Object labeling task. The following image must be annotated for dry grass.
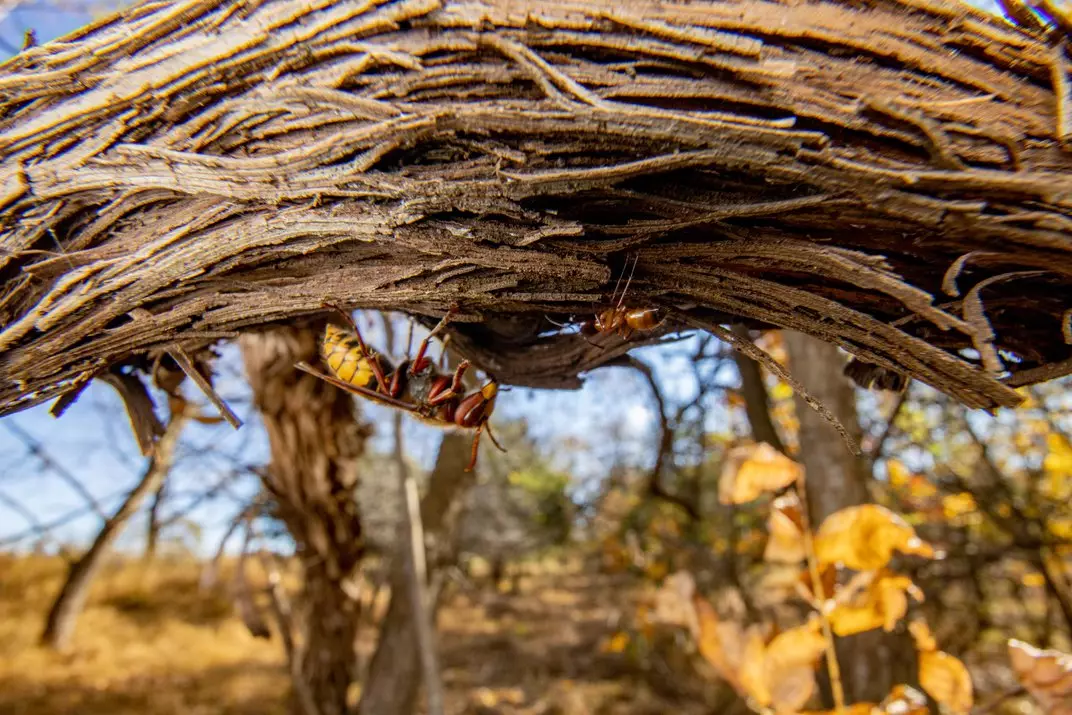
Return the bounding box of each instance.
[0,550,721,715]
[0,553,287,715]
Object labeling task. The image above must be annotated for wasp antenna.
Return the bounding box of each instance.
[544,315,571,329]
[322,303,362,335]
[609,259,627,307]
[617,254,639,310]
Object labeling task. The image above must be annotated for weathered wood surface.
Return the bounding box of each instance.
[1,0,1070,413]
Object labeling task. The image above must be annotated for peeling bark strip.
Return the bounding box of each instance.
[1,0,1071,413]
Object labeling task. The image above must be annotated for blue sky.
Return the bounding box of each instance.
[0,0,1010,553]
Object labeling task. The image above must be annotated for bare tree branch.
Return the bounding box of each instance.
[3,420,107,520]
[391,412,445,715]
[730,324,787,454]
[865,387,911,463]
[0,487,44,535]
[628,356,700,521]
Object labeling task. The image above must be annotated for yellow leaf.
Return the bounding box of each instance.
[887,459,910,488]
[1044,432,1072,474]
[1022,572,1047,588]
[815,505,935,571]
[909,620,937,652]
[919,650,973,714]
[1008,639,1072,715]
[765,619,828,670]
[770,381,795,401]
[941,492,977,519]
[719,442,803,505]
[765,494,806,564]
[602,631,630,654]
[829,571,923,636]
[907,475,937,500]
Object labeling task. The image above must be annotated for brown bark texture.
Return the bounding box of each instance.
[239,325,369,715]
[1,0,1071,416]
[41,404,188,651]
[784,331,918,704]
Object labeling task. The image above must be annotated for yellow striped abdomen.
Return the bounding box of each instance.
[321,324,385,389]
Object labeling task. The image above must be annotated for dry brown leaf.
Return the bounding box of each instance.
[770,666,818,714]
[651,571,699,636]
[1008,639,1072,715]
[694,592,746,691]
[765,621,826,713]
[720,442,803,504]
[739,626,772,706]
[828,570,923,636]
[801,703,876,715]
[765,494,807,563]
[814,504,935,571]
[798,563,838,603]
[878,685,929,715]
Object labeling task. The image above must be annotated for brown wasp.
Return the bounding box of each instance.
[579,255,664,341]
[295,306,503,471]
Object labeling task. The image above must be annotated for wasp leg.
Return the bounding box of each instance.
[484,421,507,453]
[426,360,472,407]
[466,424,483,472]
[411,307,458,374]
[582,332,607,352]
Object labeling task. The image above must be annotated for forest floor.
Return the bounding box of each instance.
[0,552,718,715]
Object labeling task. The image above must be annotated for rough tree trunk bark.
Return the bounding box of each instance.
[359,432,472,715]
[783,331,917,705]
[41,404,188,651]
[240,325,369,715]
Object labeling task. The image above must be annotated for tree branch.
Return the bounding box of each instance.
[3,420,107,520]
[628,356,700,521]
[1,0,1068,417]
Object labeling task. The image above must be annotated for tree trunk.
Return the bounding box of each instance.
[359,432,472,715]
[2,0,1068,417]
[144,479,166,561]
[240,325,369,715]
[732,325,786,454]
[783,331,917,705]
[41,405,188,651]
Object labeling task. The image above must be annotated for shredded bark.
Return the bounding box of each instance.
[2,0,1072,415]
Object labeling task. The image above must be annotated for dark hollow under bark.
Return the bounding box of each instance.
[0,0,1071,420]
